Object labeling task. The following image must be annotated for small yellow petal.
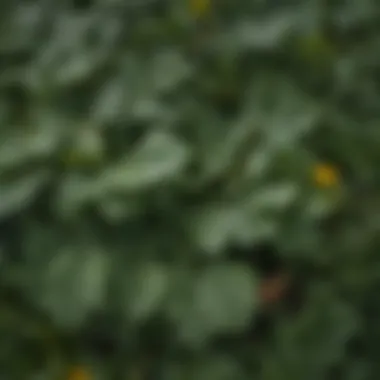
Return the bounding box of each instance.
[67,367,91,380]
[313,163,340,188]
[189,0,211,17]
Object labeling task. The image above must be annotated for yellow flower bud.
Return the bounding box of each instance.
[313,163,340,188]
[189,0,211,17]
[67,367,91,380]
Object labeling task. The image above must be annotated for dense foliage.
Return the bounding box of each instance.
[0,0,379,379]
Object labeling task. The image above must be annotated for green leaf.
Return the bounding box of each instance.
[64,127,105,166]
[0,129,60,171]
[172,264,258,345]
[243,76,320,146]
[189,204,240,253]
[54,174,97,218]
[244,182,299,211]
[125,262,169,322]
[37,247,110,329]
[200,115,260,181]
[274,284,359,378]
[151,50,192,93]
[306,189,343,218]
[218,11,299,51]
[189,199,282,253]
[194,265,258,331]
[97,197,142,222]
[95,131,191,193]
[192,355,246,380]
[0,170,50,218]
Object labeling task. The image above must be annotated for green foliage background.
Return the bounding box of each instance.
[0,0,379,379]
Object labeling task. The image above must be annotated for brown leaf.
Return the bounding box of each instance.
[259,273,290,306]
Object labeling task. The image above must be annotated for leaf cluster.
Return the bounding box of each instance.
[0,0,379,379]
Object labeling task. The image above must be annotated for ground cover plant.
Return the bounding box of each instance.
[0,0,379,379]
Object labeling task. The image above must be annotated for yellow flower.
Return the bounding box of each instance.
[67,367,91,380]
[189,0,211,17]
[313,163,340,188]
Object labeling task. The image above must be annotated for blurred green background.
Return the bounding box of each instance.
[0,0,379,379]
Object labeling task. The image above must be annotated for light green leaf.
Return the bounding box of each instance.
[232,214,278,245]
[307,190,343,218]
[190,200,281,253]
[54,174,97,218]
[125,262,169,322]
[0,170,50,218]
[275,284,359,375]
[201,116,259,180]
[97,197,141,222]
[219,11,300,51]
[38,247,110,328]
[67,127,105,163]
[244,183,299,211]
[193,355,246,380]
[174,265,258,345]
[0,129,60,171]
[244,76,320,146]
[194,265,258,331]
[96,131,191,193]
[190,204,239,253]
[151,50,192,93]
